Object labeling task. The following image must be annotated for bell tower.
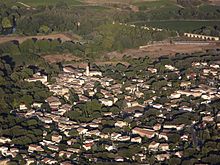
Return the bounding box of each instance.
[86,63,90,76]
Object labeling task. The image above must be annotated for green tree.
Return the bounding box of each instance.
[69,89,79,104]
[39,25,50,34]
[2,17,12,29]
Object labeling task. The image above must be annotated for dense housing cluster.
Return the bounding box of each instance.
[1,52,220,164]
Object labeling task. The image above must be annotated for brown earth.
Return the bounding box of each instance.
[0,33,76,44]
[209,0,220,5]
[105,41,220,59]
[44,41,219,66]
[43,54,81,64]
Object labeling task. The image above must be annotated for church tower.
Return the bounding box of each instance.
[86,63,90,76]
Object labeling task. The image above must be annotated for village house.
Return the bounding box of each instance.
[88,122,99,128]
[132,127,157,138]
[77,127,88,135]
[148,67,157,73]
[170,93,181,99]
[83,142,94,150]
[177,90,202,97]
[28,144,44,152]
[51,134,62,143]
[59,151,72,158]
[153,124,161,131]
[32,102,43,108]
[19,104,28,111]
[105,145,116,151]
[99,98,114,106]
[41,158,58,165]
[25,72,48,84]
[202,116,214,122]
[46,96,62,110]
[111,132,122,141]
[87,129,101,137]
[67,148,80,153]
[159,143,169,151]
[47,144,59,152]
[60,161,73,165]
[115,156,124,162]
[163,124,185,131]
[180,81,191,87]
[117,135,130,142]
[131,136,142,143]
[155,153,170,161]
[40,140,55,146]
[165,65,177,71]
[100,133,109,139]
[67,139,77,146]
[158,132,169,141]
[115,121,128,128]
[134,112,143,118]
[25,158,35,165]
[148,141,160,151]
[0,137,11,144]
[181,134,189,141]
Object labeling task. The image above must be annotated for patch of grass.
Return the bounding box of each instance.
[1,0,83,7]
[133,0,177,11]
[198,4,220,12]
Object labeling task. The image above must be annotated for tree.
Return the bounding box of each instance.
[69,89,79,104]
[39,25,50,34]
[19,39,36,54]
[116,63,127,72]
[12,136,32,145]
[20,95,33,107]
[109,106,120,115]
[69,129,79,137]
[2,17,12,29]
[85,99,102,115]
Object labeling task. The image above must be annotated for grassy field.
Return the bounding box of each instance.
[0,0,82,7]
[1,0,161,6]
[132,0,177,10]
[136,20,220,32]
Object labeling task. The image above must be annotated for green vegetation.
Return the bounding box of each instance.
[85,23,176,58]
[0,0,82,7]
[136,20,220,33]
[0,56,48,144]
[133,0,176,11]
[130,0,220,20]
[0,0,219,36]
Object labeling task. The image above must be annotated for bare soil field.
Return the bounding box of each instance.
[0,33,74,44]
[105,41,220,59]
[209,0,220,5]
[43,54,81,64]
